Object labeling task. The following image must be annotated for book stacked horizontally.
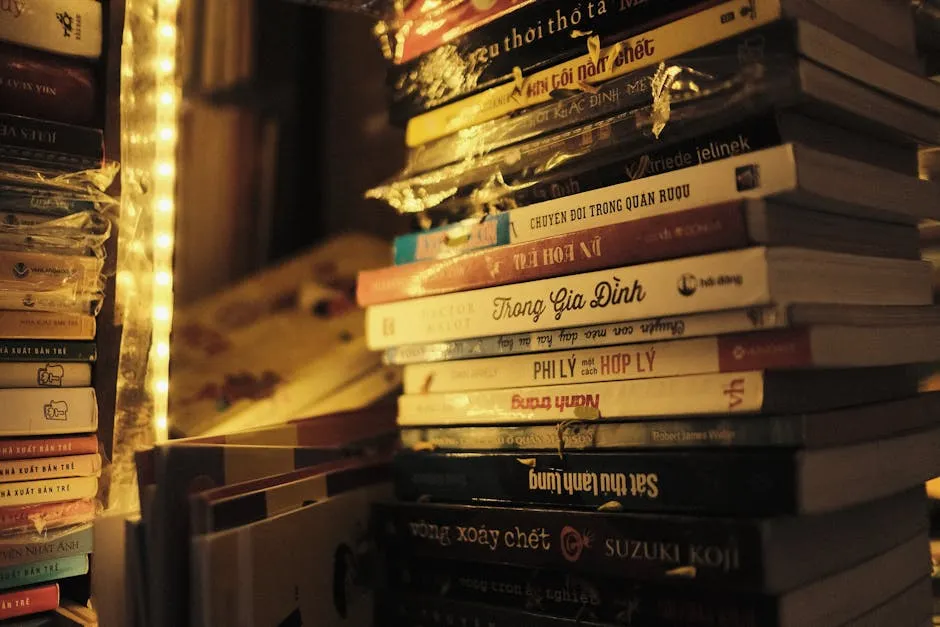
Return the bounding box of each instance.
[361,0,940,624]
[130,406,399,627]
[0,0,113,622]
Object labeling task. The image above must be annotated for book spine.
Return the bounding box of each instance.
[0,113,104,171]
[404,328,818,393]
[0,476,97,507]
[0,453,100,483]
[0,362,91,388]
[0,554,87,591]
[506,144,798,245]
[0,250,101,294]
[0,186,95,216]
[397,371,767,426]
[378,593,605,626]
[0,387,97,436]
[384,305,790,365]
[0,311,97,342]
[0,523,92,567]
[366,247,773,349]
[393,215,511,265]
[364,202,749,305]
[0,340,96,361]
[0,583,58,620]
[384,559,778,627]
[0,0,102,58]
[0,434,97,460]
[405,0,783,145]
[0,44,96,125]
[374,502,763,586]
[394,450,795,515]
[0,498,95,534]
[389,0,716,120]
[399,413,808,450]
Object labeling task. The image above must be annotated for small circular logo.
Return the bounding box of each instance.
[677,274,697,297]
[560,526,589,562]
[732,345,746,361]
[12,263,29,279]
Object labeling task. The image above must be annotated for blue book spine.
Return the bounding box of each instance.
[0,554,88,590]
[393,213,511,265]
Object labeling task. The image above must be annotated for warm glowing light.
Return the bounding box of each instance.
[154,306,170,321]
[159,91,174,106]
[156,415,168,430]
[156,162,174,177]
[155,233,173,248]
[160,24,176,38]
[158,127,175,142]
[156,342,170,357]
[154,379,169,394]
[155,271,172,285]
[157,197,173,212]
[158,58,174,73]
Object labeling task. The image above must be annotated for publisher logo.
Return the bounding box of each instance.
[677,274,697,297]
[43,400,69,421]
[735,164,760,191]
[56,11,73,38]
[21,295,35,308]
[560,526,592,562]
[37,364,64,387]
[12,262,28,279]
[732,345,747,361]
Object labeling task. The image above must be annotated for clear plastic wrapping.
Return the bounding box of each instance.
[0,163,118,316]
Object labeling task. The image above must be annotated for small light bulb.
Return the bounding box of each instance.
[154,379,169,394]
[159,58,174,73]
[155,233,173,248]
[157,197,173,212]
[156,162,174,177]
[156,271,172,285]
[156,343,170,357]
[160,24,176,38]
[154,306,170,321]
[156,415,168,430]
[158,127,175,142]
[159,91,174,106]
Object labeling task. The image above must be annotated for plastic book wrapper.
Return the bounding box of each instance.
[169,234,401,437]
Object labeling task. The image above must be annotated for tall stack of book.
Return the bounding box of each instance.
[360,0,940,625]
[0,0,113,622]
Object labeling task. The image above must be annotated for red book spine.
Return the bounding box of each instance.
[0,44,96,126]
[357,202,749,306]
[0,583,58,620]
[0,498,96,535]
[0,434,98,461]
[395,0,534,63]
[717,329,814,371]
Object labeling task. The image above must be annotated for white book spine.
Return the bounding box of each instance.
[0,362,90,388]
[385,306,792,365]
[366,248,773,349]
[0,476,97,507]
[0,0,102,58]
[507,145,799,244]
[0,453,100,483]
[0,387,96,436]
[397,371,767,426]
[403,336,724,393]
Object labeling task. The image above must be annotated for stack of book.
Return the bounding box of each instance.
[361,0,940,625]
[0,0,112,622]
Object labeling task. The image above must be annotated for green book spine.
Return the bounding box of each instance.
[0,554,88,590]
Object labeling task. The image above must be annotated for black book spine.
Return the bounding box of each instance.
[0,113,104,171]
[0,184,97,216]
[387,556,780,627]
[393,450,796,516]
[387,0,720,123]
[376,593,610,626]
[0,340,97,362]
[404,21,800,173]
[373,502,765,587]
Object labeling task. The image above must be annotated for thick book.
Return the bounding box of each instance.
[366,247,933,349]
[0,388,96,436]
[403,324,940,393]
[0,43,96,126]
[404,0,936,145]
[0,0,102,58]
[390,0,921,125]
[0,523,92,568]
[0,554,87,591]
[378,571,932,627]
[373,489,929,592]
[385,304,940,365]
[0,499,95,535]
[0,583,59,621]
[403,19,929,175]
[0,341,95,362]
[0,250,102,295]
[394,426,940,515]
[0,434,97,461]
[0,476,96,508]
[363,201,921,305]
[0,363,90,389]
[191,482,392,627]
[0,314,94,342]
[400,393,940,451]
[0,113,104,172]
[0,453,100,484]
